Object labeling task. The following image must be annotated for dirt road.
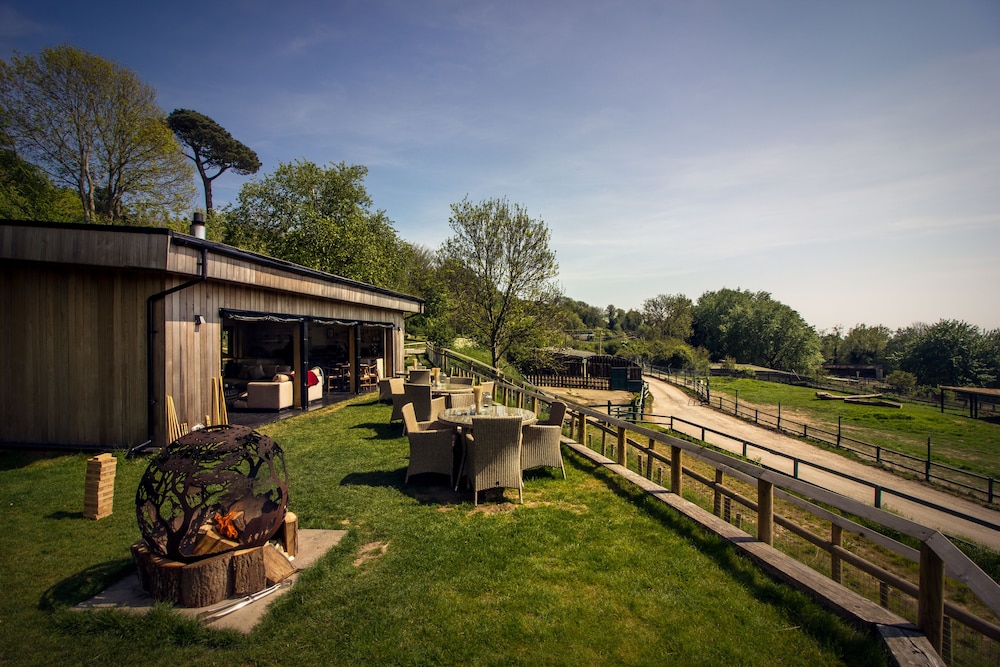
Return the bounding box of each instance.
[640,377,1000,551]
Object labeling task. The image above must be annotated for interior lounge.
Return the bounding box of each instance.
[220,309,394,420]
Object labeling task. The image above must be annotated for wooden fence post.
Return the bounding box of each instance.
[616,426,627,467]
[670,445,682,496]
[918,541,945,654]
[758,479,774,545]
[713,469,724,517]
[646,438,654,479]
[577,413,587,449]
[830,524,843,584]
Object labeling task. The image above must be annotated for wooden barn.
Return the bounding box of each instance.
[0,220,423,452]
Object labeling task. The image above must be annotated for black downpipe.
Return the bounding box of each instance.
[140,246,208,452]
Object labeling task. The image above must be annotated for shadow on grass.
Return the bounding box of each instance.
[0,448,78,472]
[340,467,472,505]
[351,421,401,439]
[564,450,889,666]
[39,558,135,611]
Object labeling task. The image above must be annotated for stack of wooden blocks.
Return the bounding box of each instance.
[84,453,116,520]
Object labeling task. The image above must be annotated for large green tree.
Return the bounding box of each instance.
[642,293,694,340]
[0,45,193,223]
[396,242,455,346]
[692,287,822,373]
[439,196,562,368]
[167,108,260,215]
[222,159,402,287]
[0,147,82,221]
[841,324,892,366]
[890,320,997,388]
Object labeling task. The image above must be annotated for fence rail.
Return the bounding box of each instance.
[646,366,999,505]
[523,374,610,390]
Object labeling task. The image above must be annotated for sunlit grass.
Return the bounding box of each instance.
[0,397,886,666]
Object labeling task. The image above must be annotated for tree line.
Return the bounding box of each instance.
[558,293,1000,391]
[4,45,996,392]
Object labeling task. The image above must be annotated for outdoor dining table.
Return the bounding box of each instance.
[437,406,537,492]
[436,405,536,428]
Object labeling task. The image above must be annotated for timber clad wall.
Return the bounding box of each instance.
[1,263,157,447]
[1,222,421,450]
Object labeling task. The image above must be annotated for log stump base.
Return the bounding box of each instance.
[131,540,296,608]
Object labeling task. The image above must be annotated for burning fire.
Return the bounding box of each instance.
[213,510,241,539]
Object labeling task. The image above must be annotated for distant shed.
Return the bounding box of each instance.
[940,386,1000,419]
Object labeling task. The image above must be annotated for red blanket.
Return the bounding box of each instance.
[291,370,321,386]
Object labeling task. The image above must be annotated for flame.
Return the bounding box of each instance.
[213,510,240,539]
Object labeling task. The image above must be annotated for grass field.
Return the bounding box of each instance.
[0,397,886,666]
[704,377,1000,481]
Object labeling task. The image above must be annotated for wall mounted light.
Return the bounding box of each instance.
[194,315,207,326]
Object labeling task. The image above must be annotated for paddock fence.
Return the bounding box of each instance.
[645,366,999,506]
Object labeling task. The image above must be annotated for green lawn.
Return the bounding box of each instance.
[0,397,886,666]
[705,377,1000,480]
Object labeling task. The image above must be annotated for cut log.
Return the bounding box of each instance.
[131,541,267,607]
[280,511,299,557]
[230,548,266,598]
[816,391,884,401]
[263,542,298,585]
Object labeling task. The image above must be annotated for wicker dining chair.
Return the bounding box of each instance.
[539,401,566,428]
[401,403,455,487]
[408,369,432,385]
[404,382,447,423]
[388,378,407,427]
[466,415,524,505]
[479,380,495,401]
[378,378,393,402]
[448,392,476,410]
[521,424,565,479]
[449,376,474,386]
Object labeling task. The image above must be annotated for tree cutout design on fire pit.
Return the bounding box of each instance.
[135,424,288,561]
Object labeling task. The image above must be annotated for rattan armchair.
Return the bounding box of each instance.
[539,401,566,428]
[402,403,455,486]
[466,415,523,505]
[404,382,446,423]
[521,424,565,479]
[479,380,495,402]
[448,392,476,410]
[408,369,431,385]
[388,378,407,427]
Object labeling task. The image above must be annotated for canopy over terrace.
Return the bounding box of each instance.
[941,386,1000,419]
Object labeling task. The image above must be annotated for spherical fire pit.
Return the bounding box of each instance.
[132,424,292,607]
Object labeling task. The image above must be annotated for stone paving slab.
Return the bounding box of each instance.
[73,529,347,634]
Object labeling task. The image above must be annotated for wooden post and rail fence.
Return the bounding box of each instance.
[645,365,1000,506]
[425,344,1000,666]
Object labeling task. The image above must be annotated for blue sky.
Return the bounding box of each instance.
[3,1,999,332]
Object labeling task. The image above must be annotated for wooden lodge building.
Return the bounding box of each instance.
[0,220,423,452]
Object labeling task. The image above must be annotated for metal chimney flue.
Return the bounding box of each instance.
[190,212,206,239]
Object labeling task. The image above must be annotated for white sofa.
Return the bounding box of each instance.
[246,379,293,410]
[244,367,324,410]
